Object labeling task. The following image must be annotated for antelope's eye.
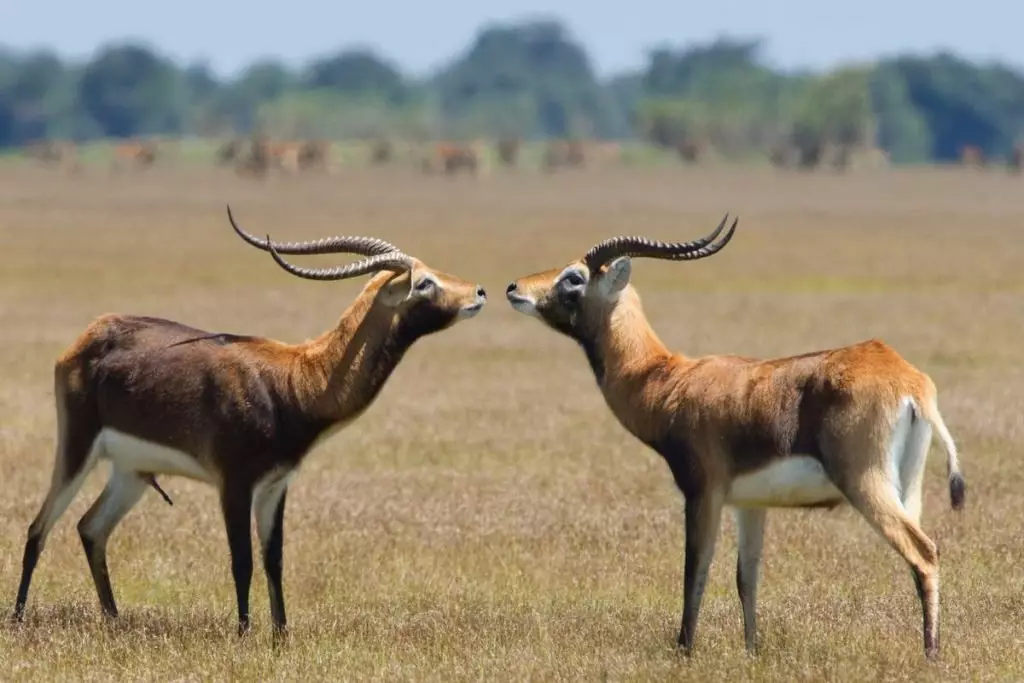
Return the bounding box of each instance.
[415,278,435,292]
[562,272,585,287]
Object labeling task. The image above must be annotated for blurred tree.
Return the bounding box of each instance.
[433,18,619,138]
[77,43,186,138]
[0,26,1023,165]
[304,49,407,103]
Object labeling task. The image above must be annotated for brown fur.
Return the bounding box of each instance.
[14,244,486,638]
[676,138,705,164]
[112,139,158,170]
[505,230,964,659]
[960,145,986,169]
[544,140,586,171]
[423,143,480,176]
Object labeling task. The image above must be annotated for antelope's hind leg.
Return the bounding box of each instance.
[734,507,767,653]
[13,403,101,621]
[76,466,150,618]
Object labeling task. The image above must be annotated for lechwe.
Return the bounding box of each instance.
[504,214,964,658]
[13,206,487,637]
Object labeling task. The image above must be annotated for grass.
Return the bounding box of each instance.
[0,161,1022,681]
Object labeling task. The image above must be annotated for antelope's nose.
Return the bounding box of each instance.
[506,282,517,295]
[476,286,487,299]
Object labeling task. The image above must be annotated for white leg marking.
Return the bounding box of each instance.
[40,436,103,537]
[253,469,295,551]
[726,456,843,507]
[80,467,150,541]
[100,429,215,484]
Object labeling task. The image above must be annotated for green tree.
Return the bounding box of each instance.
[869,65,931,163]
[304,49,407,103]
[434,18,618,138]
[77,43,186,138]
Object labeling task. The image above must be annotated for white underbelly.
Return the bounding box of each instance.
[97,428,216,484]
[726,456,843,508]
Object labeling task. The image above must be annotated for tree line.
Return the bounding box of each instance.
[2,18,1024,164]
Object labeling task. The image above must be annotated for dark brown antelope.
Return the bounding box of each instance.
[13,207,487,637]
[504,216,964,658]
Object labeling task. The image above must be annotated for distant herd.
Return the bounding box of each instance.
[19,134,1024,178]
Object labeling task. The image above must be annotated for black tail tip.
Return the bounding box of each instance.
[950,473,966,510]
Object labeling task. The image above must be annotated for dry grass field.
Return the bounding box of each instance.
[0,162,1021,681]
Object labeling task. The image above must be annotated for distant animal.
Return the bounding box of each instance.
[1008,143,1022,174]
[675,138,705,164]
[216,138,245,166]
[370,138,394,165]
[543,140,585,171]
[960,145,986,169]
[23,139,81,174]
[112,139,158,170]
[496,137,521,168]
[423,142,479,176]
[296,139,330,172]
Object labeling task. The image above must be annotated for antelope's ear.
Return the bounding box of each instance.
[597,257,631,298]
[379,271,414,307]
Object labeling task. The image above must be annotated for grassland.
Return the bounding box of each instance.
[0,161,1021,681]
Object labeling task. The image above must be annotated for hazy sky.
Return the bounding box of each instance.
[5,0,1023,77]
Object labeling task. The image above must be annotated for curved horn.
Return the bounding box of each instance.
[266,235,414,282]
[226,204,400,256]
[583,214,738,270]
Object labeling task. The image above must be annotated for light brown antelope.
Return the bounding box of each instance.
[13,207,488,637]
[543,139,585,171]
[504,215,964,659]
[422,142,480,176]
[112,139,158,170]
[959,145,986,169]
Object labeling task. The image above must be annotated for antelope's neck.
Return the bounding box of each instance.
[585,291,680,442]
[293,277,410,424]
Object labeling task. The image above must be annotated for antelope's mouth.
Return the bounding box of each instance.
[459,299,486,319]
[506,291,538,317]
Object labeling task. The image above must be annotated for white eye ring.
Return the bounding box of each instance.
[561,272,585,287]
[415,278,435,292]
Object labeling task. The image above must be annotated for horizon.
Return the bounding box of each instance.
[5,1,1024,78]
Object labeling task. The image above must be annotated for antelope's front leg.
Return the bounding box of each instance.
[678,491,724,654]
[220,484,254,636]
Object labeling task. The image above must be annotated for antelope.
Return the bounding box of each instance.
[112,139,158,170]
[504,215,965,659]
[13,207,488,637]
[496,137,521,168]
[423,142,480,176]
[1008,143,1022,174]
[543,139,585,171]
[676,138,705,165]
[959,145,986,169]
